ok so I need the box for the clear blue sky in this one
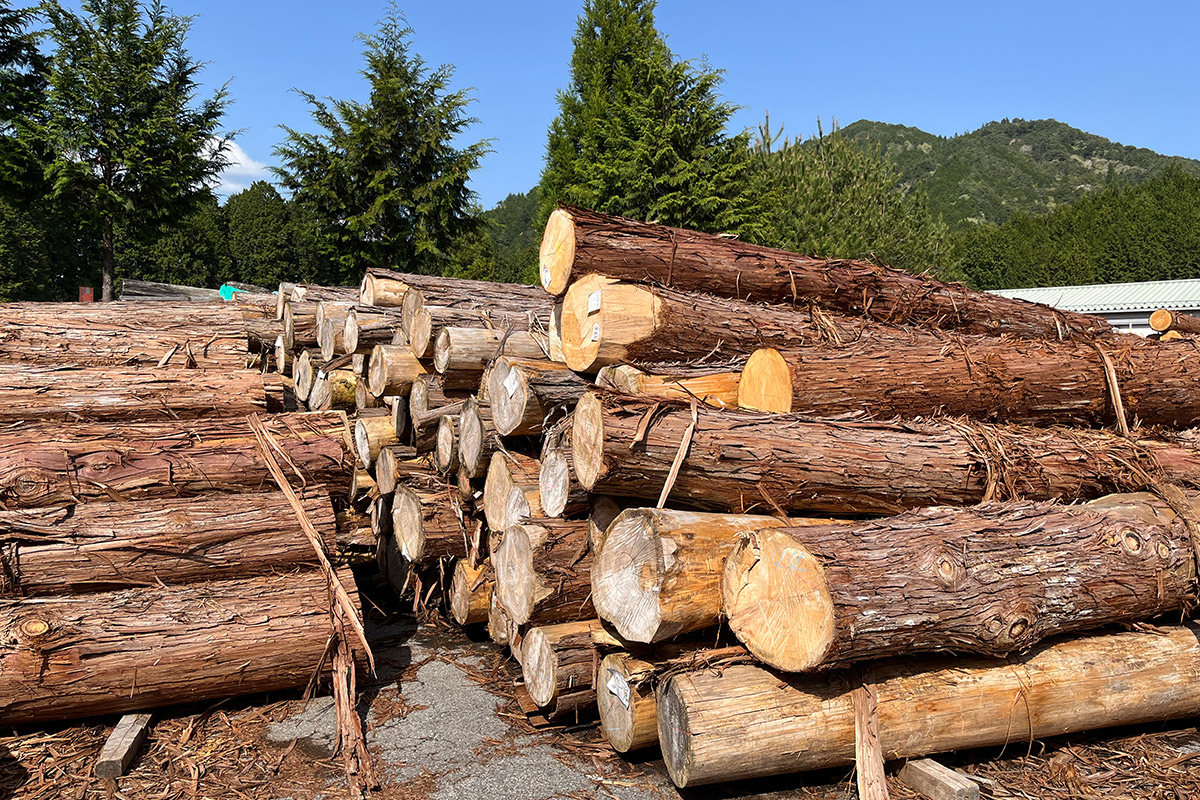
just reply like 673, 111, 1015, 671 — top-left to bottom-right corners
138, 0, 1200, 205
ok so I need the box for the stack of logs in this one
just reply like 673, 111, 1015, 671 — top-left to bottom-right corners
267, 205, 1200, 794
0, 296, 366, 731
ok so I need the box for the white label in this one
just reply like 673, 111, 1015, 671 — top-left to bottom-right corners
541, 265, 550, 286
605, 670, 631, 710
587, 290, 602, 314
503, 370, 520, 397
317, 370, 328, 380
591, 323, 600, 342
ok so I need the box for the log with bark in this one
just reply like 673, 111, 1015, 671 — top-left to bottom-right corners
398, 274, 548, 333
518, 620, 621, 718
0, 302, 252, 370
391, 484, 468, 562
359, 268, 442, 307
0, 492, 337, 596
1150, 309, 1200, 335
293, 349, 318, 402
596, 362, 742, 408
367, 344, 427, 398
539, 205, 1110, 339
354, 412, 398, 469
538, 419, 588, 519
283, 301, 320, 351
316, 302, 354, 360
0, 366, 276, 422
0, 412, 352, 509
488, 356, 590, 436
483, 452, 542, 534
570, 392, 1200, 516
343, 307, 402, 356
657, 623, 1200, 787
372, 444, 422, 496
410, 374, 470, 420
433, 327, 547, 375
722, 492, 1198, 672
458, 396, 498, 478
409, 305, 547, 360
435, 414, 460, 473
487, 588, 514, 649
307, 369, 357, 411
0, 567, 360, 725
450, 559, 493, 625
493, 519, 593, 626
334, 507, 375, 566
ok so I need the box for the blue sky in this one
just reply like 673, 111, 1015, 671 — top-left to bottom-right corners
136, 0, 1200, 206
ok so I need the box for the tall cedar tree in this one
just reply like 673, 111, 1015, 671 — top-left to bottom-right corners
0, 1, 48, 204
274, 6, 490, 283
540, 0, 763, 237
39, 0, 230, 300
225, 180, 292, 288
753, 117, 956, 279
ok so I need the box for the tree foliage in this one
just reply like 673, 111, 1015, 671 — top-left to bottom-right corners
0, 1, 48, 205
540, 0, 763, 238
275, 4, 490, 284
225, 180, 292, 287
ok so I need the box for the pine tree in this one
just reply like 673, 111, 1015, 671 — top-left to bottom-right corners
38, 0, 231, 300
275, 4, 491, 282
540, 0, 763, 237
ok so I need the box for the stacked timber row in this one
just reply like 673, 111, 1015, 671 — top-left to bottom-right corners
0, 296, 369, 742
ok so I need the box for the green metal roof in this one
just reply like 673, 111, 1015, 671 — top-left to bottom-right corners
991, 278, 1200, 314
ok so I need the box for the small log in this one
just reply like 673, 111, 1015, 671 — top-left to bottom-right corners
483, 452, 542, 534
391, 484, 468, 562
316, 302, 354, 360
488, 357, 589, 436
0, 412, 352, 509
487, 588, 512, 647
95, 713, 153, 779
656, 623, 1200, 787
597, 363, 742, 408
435, 414, 459, 473
450, 559, 493, 626
354, 413, 397, 469
897, 760, 980, 800
368, 344, 427, 398
570, 392, 1200, 516
539, 205, 1110, 340
722, 492, 1197, 672
518, 620, 621, 718
360, 269, 434, 307
493, 519, 593, 625
355, 376, 384, 411
370, 494, 392, 541
1150, 309, 1200, 335
538, 425, 587, 519
0, 492, 336, 596
372, 445, 422, 495
433, 327, 547, 375
458, 396, 498, 478
597, 654, 656, 753
410, 374, 470, 419
409, 305, 545, 360
283, 300, 319, 351
307, 368, 356, 411
399, 275, 547, 332
344, 307, 401, 355
350, 469, 376, 503
293, 349, 318, 402
548, 301, 565, 363
0, 567, 358, 725
274, 335, 291, 376
587, 496, 628, 551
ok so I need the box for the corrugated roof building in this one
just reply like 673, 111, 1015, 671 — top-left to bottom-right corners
991, 278, 1200, 336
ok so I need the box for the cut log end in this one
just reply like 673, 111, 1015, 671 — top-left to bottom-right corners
738, 348, 794, 413
571, 393, 605, 490
493, 524, 537, 625
391, 486, 424, 562
458, 399, 489, 477
657, 674, 699, 788
539, 208, 576, 295
598, 654, 658, 753
450, 560, 492, 626
435, 415, 459, 473
591, 510, 666, 643
538, 450, 573, 518
560, 275, 659, 373
520, 626, 558, 707
410, 307, 435, 358
489, 359, 533, 436
1150, 309, 1174, 332
722, 529, 835, 672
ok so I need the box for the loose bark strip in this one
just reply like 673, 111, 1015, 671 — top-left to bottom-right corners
0, 302, 251, 369
539, 205, 1110, 339
391, 484, 468, 563
0, 492, 337, 596
0, 366, 273, 422
489, 356, 590, 436
722, 492, 1198, 671
854, 679, 890, 800
0, 412, 352, 509
597, 363, 742, 408
493, 519, 593, 626
657, 623, 1200, 787
487, 588, 513, 647
571, 392, 1200, 516
0, 567, 358, 725
450, 559, 493, 625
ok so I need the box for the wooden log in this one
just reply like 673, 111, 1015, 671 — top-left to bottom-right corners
657, 623, 1200, 787
334, 507, 375, 566
487, 588, 512, 647
0, 567, 358, 725
597, 363, 741, 408
0, 366, 273, 422
538, 421, 587, 519
242, 317, 282, 354
95, 713, 153, 778
354, 413, 397, 469
1150, 309, 1200, 335
293, 349, 318, 402
373, 444, 422, 495
411, 389, 466, 456
316, 302, 354, 360
410, 374, 470, 419
360, 268, 440, 307
488, 356, 590, 436
344, 307, 401, 356
274, 335, 291, 376
539, 205, 1111, 340
409, 305, 546, 360
483, 452, 542, 534
399, 275, 547, 331
722, 492, 1198, 672
0, 412, 351, 509
548, 301, 565, 363
350, 469, 376, 503
597, 654, 657, 753
435, 414, 459, 473
283, 300, 319, 351
588, 496, 627, 551
450, 559, 492, 625
0, 302, 251, 369
370, 493, 392, 540
458, 396, 498, 478
0, 492, 337, 596
593, 509, 819, 643
355, 375, 384, 411
368, 344, 427, 397
518, 620, 621, 717
570, 392, 1200, 516
493, 519, 593, 626
233, 290, 277, 320
391, 484, 468, 562
897, 760, 980, 800
433, 327, 547, 375
307, 368, 357, 411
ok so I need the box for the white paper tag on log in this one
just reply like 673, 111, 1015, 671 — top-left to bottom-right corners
503, 370, 520, 398
541, 265, 550, 286
587, 290, 602, 314
591, 323, 600, 342
317, 370, 327, 380
606, 669, 631, 710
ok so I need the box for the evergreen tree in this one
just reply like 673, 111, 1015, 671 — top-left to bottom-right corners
0, 1, 48, 205
753, 117, 956, 278
226, 180, 292, 287
275, 5, 491, 283
483, 187, 541, 284
117, 192, 230, 288
540, 0, 763, 237
38, 0, 231, 300
0, 198, 49, 300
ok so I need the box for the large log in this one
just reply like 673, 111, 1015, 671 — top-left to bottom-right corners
593, 509, 806, 642
539, 205, 1110, 339
398, 274, 547, 333
488, 356, 590, 436
409, 305, 547, 360
0, 412, 352, 509
570, 392, 1200, 516
0, 366, 274, 422
493, 519, 593, 626
433, 327, 547, 375
658, 623, 1200, 787
0, 492, 336, 596
0, 302, 250, 369
0, 567, 359, 725
722, 492, 1197, 672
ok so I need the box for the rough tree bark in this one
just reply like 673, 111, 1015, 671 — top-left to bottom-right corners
493, 519, 593, 625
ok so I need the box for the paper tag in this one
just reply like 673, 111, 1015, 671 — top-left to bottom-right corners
587, 290, 602, 314
541, 265, 551, 286
503, 370, 520, 397
605, 670, 631, 710
591, 323, 600, 342
317, 370, 327, 380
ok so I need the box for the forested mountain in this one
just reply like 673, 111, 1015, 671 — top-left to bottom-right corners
840, 119, 1200, 230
